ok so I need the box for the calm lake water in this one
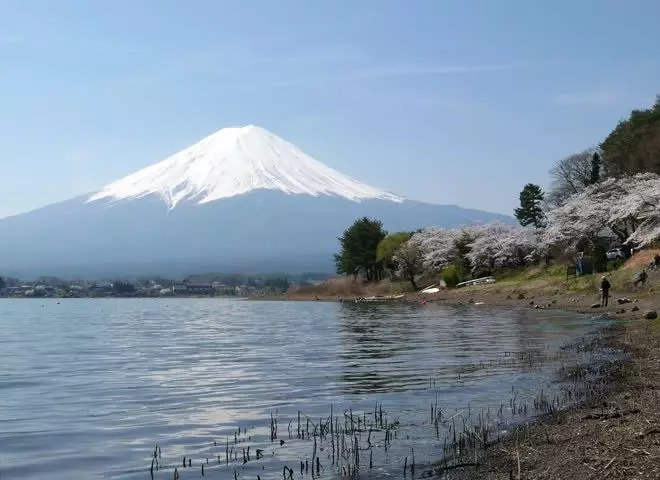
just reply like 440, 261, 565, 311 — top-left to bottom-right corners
0, 299, 605, 479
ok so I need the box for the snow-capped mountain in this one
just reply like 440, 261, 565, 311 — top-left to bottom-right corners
89, 125, 403, 207
0, 126, 515, 278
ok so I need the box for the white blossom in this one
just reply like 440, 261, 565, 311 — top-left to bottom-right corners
543, 172, 660, 248
406, 222, 542, 275
612, 173, 660, 246
398, 174, 660, 280
467, 223, 543, 273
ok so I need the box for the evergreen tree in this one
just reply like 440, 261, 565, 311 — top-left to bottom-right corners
334, 217, 387, 281
600, 96, 660, 176
590, 152, 601, 185
514, 183, 546, 228
113, 281, 136, 295
453, 231, 474, 279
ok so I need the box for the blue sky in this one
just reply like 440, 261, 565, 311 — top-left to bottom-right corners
1, 0, 658, 218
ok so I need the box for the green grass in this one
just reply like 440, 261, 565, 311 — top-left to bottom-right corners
462, 263, 642, 297
492, 265, 565, 283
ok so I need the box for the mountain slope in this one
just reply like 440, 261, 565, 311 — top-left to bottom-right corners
0, 126, 514, 278
89, 125, 402, 207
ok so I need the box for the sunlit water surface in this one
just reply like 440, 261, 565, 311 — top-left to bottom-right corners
0, 299, 605, 479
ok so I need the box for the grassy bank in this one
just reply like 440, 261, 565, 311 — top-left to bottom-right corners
277, 257, 657, 312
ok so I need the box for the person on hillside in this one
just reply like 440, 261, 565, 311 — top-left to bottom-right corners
575, 252, 584, 275
600, 276, 611, 307
654, 254, 660, 269
634, 269, 648, 288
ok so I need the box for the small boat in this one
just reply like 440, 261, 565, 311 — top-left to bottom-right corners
354, 294, 405, 303
456, 276, 496, 288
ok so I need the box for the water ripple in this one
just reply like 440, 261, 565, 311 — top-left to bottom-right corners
0, 298, 600, 479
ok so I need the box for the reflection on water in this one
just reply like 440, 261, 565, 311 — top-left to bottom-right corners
336, 302, 565, 395
0, 299, 602, 479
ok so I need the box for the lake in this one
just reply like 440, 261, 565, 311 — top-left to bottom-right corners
0, 299, 604, 479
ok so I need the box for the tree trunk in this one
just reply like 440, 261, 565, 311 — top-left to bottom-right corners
408, 274, 418, 291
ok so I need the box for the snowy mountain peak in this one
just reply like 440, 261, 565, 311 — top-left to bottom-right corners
88, 126, 403, 208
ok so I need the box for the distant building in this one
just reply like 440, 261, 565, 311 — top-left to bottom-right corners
234, 285, 257, 296
4, 286, 24, 296
186, 284, 214, 294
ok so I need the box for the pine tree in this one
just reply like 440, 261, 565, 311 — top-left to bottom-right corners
334, 217, 387, 281
514, 184, 546, 228
590, 152, 601, 185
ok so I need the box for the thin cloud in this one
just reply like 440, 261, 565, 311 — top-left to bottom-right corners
266, 63, 517, 89
348, 64, 515, 78
109, 40, 520, 94
552, 91, 617, 106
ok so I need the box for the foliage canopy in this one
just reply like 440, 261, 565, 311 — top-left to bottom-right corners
601, 96, 660, 176
514, 183, 546, 228
334, 217, 387, 281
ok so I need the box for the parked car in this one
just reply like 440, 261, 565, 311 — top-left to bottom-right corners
606, 248, 625, 260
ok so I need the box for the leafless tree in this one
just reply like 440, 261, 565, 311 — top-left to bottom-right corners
546, 149, 597, 207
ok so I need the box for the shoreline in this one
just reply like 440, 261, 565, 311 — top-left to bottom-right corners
258, 282, 659, 479
450, 315, 659, 479
254, 283, 656, 318
429, 319, 629, 479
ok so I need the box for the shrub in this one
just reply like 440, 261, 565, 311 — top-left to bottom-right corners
593, 244, 608, 273
608, 259, 625, 271
442, 266, 460, 288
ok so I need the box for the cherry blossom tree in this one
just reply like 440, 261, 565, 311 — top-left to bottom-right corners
406, 222, 542, 277
396, 173, 660, 282
408, 224, 492, 273
543, 184, 613, 249
407, 227, 459, 272
467, 223, 543, 275
392, 240, 424, 290
616, 173, 660, 246
543, 172, 660, 249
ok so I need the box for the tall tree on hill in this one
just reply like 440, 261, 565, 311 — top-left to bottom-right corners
590, 152, 601, 185
334, 217, 387, 282
601, 96, 660, 176
514, 183, 546, 228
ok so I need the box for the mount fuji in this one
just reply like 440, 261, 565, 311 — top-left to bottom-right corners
0, 126, 514, 278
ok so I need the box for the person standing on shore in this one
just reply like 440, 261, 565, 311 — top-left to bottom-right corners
600, 276, 611, 307
634, 269, 648, 288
